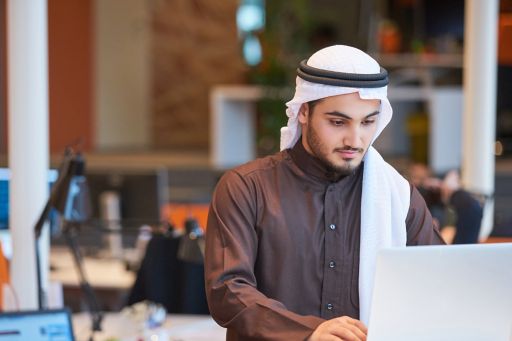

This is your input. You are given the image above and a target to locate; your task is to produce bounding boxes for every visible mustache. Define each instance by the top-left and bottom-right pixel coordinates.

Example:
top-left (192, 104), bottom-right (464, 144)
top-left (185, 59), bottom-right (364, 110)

top-left (334, 146), bottom-right (364, 153)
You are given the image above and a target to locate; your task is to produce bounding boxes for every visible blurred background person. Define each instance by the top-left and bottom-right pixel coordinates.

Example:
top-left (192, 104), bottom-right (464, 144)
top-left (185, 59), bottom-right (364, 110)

top-left (408, 164), bottom-right (483, 244)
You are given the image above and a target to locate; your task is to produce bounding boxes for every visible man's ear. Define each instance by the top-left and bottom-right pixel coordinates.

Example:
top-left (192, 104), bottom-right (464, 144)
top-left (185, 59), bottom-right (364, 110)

top-left (298, 103), bottom-right (309, 124)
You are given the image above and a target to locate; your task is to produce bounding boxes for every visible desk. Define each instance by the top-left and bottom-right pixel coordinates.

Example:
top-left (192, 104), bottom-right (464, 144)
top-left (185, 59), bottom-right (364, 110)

top-left (73, 313), bottom-right (226, 341)
top-left (50, 247), bottom-right (135, 311)
top-left (50, 247), bottom-right (135, 289)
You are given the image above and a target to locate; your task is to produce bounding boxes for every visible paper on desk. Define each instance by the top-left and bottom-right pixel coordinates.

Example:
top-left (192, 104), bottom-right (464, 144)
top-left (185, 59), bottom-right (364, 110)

top-left (166, 318), bottom-right (226, 341)
top-left (73, 313), bottom-right (226, 341)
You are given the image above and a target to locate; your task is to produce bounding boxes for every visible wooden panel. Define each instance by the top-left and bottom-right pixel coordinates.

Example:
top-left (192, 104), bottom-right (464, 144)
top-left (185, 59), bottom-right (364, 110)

top-left (48, 0), bottom-right (94, 152)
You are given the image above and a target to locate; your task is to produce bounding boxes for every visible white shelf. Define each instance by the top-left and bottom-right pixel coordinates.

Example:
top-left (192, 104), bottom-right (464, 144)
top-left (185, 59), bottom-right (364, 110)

top-left (210, 84), bottom-right (463, 173)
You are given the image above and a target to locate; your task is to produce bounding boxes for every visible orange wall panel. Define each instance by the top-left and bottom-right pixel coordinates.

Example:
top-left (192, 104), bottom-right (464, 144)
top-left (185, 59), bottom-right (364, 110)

top-left (48, 0), bottom-right (94, 153)
top-left (1, 0), bottom-right (6, 153)
top-left (499, 13), bottom-right (512, 65)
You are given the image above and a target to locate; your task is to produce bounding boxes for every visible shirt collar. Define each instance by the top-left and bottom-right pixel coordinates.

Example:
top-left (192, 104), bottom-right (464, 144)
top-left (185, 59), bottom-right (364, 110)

top-left (288, 138), bottom-right (362, 183)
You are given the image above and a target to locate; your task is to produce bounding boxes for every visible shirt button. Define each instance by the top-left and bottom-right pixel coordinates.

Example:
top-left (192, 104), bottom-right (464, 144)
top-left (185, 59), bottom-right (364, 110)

top-left (326, 303), bottom-right (333, 310)
top-left (329, 261), bottom-right (336, 268)
top-left (329, 224), bottom-right (336, 230)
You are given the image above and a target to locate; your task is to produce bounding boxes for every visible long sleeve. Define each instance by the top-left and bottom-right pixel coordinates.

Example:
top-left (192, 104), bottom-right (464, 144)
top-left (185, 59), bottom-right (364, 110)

top-left (406, 184), bottom-right (446, 245)
top-left (204, 170), bottom-right (324, 341)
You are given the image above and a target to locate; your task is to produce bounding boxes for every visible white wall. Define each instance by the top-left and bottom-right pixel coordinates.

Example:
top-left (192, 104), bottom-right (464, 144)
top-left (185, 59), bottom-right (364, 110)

top-left (94, 0), bottom-right (151, 150)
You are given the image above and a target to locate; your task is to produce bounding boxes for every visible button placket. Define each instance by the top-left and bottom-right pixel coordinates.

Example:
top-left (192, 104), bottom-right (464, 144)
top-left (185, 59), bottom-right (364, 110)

top-left (322, 183), bottom-right (339, 318)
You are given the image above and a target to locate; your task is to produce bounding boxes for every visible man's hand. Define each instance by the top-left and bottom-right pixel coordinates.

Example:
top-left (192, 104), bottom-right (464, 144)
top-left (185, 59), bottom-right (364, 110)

top-left (308, 316), bottom-right (368, 341)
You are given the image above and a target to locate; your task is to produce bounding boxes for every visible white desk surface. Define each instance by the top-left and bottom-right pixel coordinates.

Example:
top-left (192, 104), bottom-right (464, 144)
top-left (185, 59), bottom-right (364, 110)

top-left (73, 313), bottom-right (226, 341)
top-left (50, 247), bottom-right (135, 289)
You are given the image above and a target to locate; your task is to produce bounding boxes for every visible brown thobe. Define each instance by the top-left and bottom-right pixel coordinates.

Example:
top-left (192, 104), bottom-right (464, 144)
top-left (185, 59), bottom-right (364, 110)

top-left (205, 141), bottom-right (444, 341)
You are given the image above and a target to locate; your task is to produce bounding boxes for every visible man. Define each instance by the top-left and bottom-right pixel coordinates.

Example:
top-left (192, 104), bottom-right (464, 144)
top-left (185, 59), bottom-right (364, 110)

top-left (205, 45), bottom-right (444, 341)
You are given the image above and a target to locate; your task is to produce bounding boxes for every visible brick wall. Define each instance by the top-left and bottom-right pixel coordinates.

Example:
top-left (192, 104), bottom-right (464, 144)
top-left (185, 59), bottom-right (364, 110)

top-left (151, 0), bottom-right (247, 150)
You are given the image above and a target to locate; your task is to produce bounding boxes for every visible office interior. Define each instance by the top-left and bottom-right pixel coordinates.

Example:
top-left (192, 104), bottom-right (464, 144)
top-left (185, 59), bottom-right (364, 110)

top-left (0, 0), bottom-right (511, 340)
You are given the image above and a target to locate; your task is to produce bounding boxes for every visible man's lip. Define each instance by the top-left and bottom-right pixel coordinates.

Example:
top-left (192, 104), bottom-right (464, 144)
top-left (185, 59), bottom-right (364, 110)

top-left (336, 150), bottom-right (359, 158)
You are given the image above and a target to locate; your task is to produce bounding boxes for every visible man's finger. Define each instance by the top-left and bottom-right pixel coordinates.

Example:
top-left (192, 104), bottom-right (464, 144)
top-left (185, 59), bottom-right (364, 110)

top-left (346, 318), bottom-right (368, 334)
top-left (330, 325), bottom-right (366, 341)
top-left (335, 317), bottom-right (368, 334)
top-left (335, 329), bottom-right (364, 341)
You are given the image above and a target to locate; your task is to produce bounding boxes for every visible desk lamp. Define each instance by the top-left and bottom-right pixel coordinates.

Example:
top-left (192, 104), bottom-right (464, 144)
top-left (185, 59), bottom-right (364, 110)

top-left (34, 147), bottom-right (102, 340)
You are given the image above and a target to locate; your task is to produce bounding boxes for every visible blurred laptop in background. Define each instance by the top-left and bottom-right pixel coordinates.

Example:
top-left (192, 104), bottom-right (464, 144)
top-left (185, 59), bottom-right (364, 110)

top-left (0, 309), bottom-right (74, 341)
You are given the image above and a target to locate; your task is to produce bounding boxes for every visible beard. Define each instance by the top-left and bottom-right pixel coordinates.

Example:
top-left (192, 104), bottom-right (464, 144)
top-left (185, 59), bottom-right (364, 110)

top-left (306, 123), bottom-right (365, 178)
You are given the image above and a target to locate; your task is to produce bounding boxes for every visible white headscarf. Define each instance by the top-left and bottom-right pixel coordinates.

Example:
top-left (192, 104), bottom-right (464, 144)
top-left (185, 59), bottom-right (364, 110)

top-left (280, 45), bottom-right (410, 326)
top-left (280, 45), bottom-right (392, 150)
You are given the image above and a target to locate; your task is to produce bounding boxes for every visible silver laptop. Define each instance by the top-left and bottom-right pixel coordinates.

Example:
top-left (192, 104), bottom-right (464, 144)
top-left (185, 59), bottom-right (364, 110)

top-left (0, 308), bottom-right (75, 340)
top-left (368, 243), bottom-right (512, 341)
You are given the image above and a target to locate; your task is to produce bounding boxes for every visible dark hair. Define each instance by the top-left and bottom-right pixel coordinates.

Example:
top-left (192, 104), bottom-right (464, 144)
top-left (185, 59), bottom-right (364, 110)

top-left (307, 99), bottom-right (322, 115)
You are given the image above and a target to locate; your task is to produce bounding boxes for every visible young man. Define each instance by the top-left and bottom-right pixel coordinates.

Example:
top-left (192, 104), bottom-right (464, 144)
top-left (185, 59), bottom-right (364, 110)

top-left (205, 45), bottom-right (444, 341)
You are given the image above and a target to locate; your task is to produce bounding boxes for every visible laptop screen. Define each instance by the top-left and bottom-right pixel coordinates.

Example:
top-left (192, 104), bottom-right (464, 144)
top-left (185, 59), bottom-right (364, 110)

top-left (0, 309), bottom-right (74, 341)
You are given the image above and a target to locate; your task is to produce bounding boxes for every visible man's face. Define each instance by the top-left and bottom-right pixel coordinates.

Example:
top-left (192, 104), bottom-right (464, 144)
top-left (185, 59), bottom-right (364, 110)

top-left (298, 92), bottom-right (380, 176)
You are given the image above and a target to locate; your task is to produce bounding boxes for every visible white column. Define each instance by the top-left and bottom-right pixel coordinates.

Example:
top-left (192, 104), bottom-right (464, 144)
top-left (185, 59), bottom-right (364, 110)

top-left (7, 0), bottom-right (49, 309)
top-left (462, 0), bottom-right (499, 240)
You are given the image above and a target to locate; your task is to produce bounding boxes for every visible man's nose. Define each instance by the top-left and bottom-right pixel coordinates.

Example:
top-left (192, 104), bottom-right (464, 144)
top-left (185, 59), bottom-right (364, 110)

top-left (343, 125), bottom-right (361, 147)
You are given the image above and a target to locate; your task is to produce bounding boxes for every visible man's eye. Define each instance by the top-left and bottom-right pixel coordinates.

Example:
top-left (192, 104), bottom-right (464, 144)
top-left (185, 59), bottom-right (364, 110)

top-left (331, 120), bottom-right (345, 126)
top-left (363, 119), bottom-right (375, 126)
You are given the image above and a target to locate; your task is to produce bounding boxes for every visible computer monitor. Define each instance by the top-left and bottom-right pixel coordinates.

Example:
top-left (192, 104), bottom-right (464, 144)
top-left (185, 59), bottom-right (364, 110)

top-left (86, 168), bottom-right (169, 229)
top-left (0, 168), bottom-right (59, 230)
top-left (0, 309), bottom-right (75, 341)
top-left (0, 168), bottom-right (59, 259)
